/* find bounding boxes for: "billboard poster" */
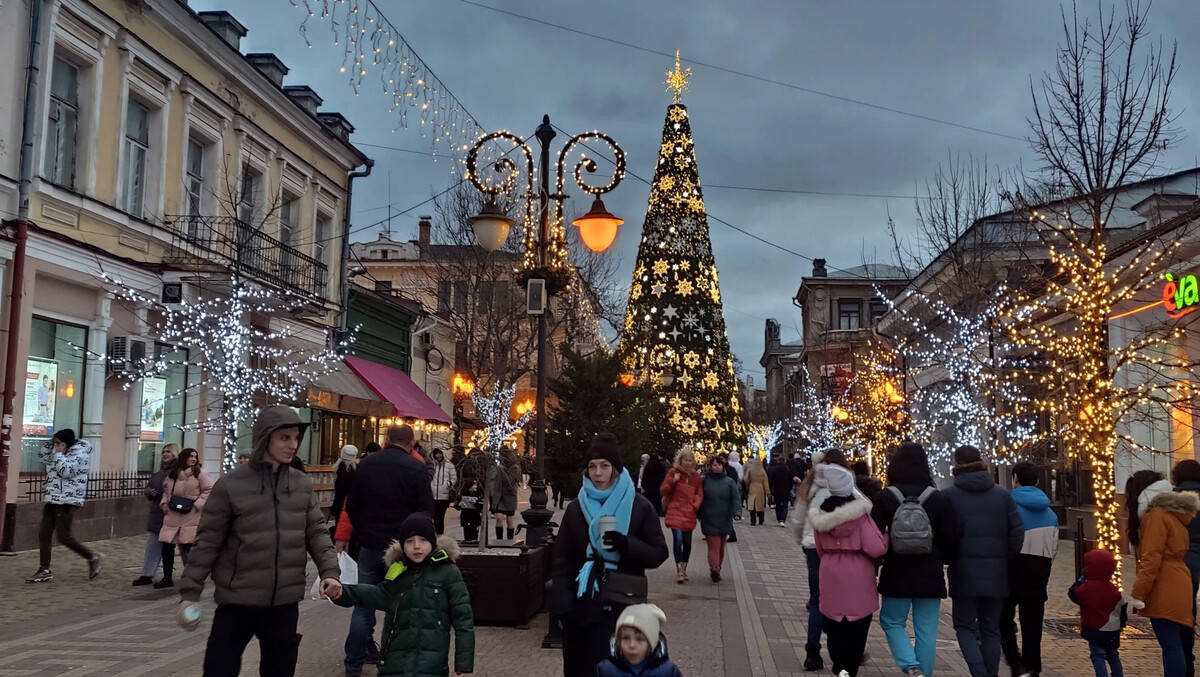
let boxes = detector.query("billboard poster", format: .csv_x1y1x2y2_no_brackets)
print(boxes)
820,362,853,398
23,359,58,436
140,377,167,441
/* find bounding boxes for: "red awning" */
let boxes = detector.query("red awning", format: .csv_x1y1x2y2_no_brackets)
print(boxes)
343,355,452,424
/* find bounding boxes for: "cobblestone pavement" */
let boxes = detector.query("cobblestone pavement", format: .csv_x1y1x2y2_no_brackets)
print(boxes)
0,495,1181,676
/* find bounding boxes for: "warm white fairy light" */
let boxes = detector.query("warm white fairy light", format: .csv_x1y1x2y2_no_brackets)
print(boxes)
746,422,782,459
472,382,535,454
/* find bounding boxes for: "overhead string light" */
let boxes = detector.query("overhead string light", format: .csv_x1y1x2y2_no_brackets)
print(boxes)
289,0,486,160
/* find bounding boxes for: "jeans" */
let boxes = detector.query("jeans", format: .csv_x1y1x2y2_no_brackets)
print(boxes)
1089,641,1124,677
803,547,824,648
432,499,450,534
952,596,1004,676
706,534,728,571
38,503,94,568
140,530,163,577
1151,617,1192,677
775,501,789,523
344,546,386,671
203,602,301,677
879,596,940,676
671,529,693,563
1000,596,1045,675
824,614,872,677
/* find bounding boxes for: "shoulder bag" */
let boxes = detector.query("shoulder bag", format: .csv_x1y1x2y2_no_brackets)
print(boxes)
167,479,195,514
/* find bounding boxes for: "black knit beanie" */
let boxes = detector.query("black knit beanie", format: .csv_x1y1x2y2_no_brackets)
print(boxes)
585,433,623,472
398,513,437,549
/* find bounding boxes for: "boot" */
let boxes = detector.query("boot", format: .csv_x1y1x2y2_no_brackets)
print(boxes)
803,644,824,671
749,512,757,526
495,525,504,541
710,566,721,583
507,527,515,540
676,563,686,584
682,563,688,582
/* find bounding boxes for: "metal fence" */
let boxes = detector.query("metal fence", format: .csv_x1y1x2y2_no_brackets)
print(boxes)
18,471,153,503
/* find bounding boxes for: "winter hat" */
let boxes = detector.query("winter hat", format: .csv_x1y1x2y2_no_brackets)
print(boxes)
51,428,77,448
398,513,437,549
821,463,856,497
585,433,623,472
339,445,359,463
616,603,667,651
810,450,826,466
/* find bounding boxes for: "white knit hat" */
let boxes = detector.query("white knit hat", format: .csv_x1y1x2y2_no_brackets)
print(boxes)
339,445,359,463
616,603,667,650
821,463,856,497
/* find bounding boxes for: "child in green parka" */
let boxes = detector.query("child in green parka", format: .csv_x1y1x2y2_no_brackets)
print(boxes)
331,513,475,676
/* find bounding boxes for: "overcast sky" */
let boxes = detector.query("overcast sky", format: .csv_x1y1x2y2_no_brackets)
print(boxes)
194,0,1200,382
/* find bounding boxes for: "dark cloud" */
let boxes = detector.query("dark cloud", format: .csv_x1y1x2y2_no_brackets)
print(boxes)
194,0,1200,380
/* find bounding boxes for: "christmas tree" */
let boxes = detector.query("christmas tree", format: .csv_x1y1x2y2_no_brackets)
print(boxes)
619,54,744,454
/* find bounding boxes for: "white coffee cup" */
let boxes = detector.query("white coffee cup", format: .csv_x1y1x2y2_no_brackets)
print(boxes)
598,515,617,548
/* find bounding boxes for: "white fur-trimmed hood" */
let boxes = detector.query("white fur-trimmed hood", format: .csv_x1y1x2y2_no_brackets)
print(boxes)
808,493,873,533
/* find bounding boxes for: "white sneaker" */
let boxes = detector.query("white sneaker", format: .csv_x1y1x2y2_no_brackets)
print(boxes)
778,521,786,527
837,671,851,677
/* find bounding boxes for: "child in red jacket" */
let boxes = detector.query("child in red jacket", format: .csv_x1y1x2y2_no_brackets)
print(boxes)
1068,549,1127,677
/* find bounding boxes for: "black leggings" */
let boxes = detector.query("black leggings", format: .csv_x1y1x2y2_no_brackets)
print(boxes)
824,614,872,677
38,503,93,568
161,543,192,578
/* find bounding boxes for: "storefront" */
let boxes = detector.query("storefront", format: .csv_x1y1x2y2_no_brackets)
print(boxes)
20,316,87,471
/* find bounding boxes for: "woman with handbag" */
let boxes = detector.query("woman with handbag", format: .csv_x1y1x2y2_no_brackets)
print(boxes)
659,446,703,584
550,433,669,677
157,447,213,589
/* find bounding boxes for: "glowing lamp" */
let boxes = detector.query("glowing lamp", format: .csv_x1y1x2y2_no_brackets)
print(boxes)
619,372,635,387
468,198,515,252
64,381,74,398
572,197,623,253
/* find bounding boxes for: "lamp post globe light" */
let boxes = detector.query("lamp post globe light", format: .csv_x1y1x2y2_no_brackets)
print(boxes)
465,115,625,547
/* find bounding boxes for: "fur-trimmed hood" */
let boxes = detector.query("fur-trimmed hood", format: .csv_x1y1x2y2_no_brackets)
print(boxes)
1148,489,1200,519
384,534,461,568
808,494,873,534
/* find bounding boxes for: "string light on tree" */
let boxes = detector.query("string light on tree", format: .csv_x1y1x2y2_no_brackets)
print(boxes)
472,382,535,453
746,422,782,460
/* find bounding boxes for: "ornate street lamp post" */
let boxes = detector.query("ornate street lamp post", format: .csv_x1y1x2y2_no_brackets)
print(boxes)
465,115,625,547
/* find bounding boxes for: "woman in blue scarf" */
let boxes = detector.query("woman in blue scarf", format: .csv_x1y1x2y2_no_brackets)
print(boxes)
550,433,670,677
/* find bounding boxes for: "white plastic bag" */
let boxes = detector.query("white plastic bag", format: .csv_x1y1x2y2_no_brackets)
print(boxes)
338,551,359,585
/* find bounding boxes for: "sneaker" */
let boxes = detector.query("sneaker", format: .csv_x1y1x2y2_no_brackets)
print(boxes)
837,671,851,677
87,554,103,580
908,670,926,677
365,637,382,663
132,576,153,586
779,521,786,527
26,567,53,583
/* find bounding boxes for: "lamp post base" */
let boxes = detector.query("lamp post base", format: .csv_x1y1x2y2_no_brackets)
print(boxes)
521,480,553,548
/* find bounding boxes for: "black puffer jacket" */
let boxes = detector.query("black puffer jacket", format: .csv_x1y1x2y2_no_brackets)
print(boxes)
768,460,796,502
942,466,1024,598
347,446,435,550
1175,480,1200,578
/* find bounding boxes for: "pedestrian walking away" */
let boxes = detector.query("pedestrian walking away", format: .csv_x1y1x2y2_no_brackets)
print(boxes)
641,452,668,517
768,449,799,525
659,446,704,584
429,448,458,535
331,444,360,559
27,428,102,584
330,513,475,676
593,603,683,677
339,424,435,676
743,454,770,526
942,445,1024,677
156,447,214,589
871,443,956,677
1069,549,1127,677
1131,485,1200,677
698,455,741,582
133,444,177,587
176,405,342,677
1001,461,1060,677
549,433,669,677
811,462,888,677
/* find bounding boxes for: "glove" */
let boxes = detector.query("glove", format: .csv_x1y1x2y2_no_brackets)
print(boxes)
602,531,629,555
1129,598,1146,610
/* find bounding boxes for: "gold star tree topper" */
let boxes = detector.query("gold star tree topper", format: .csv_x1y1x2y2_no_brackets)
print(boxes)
665,50,691,104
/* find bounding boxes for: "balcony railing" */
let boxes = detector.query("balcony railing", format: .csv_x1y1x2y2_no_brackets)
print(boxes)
164,214,328,299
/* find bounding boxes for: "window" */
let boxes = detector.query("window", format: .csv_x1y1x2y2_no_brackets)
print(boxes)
837,299,861,330
437,280,451,312
279,195,299,246
121,102,150,216
21,318,86,472
314,214,330,266
185,139,204,217
374,280,393,292
238,164,261,225
869,300,888,325
44,57,79,187
380,249,389,260
453,281,468,314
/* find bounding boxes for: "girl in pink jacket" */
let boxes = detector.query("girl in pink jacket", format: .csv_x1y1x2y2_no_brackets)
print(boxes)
809,462,888,677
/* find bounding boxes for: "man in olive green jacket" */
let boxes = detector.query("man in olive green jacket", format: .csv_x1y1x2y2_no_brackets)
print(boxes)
177,405,341,677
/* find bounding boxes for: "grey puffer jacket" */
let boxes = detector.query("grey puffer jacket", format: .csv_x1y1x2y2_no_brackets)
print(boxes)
180,406,338,607
40,440,91,506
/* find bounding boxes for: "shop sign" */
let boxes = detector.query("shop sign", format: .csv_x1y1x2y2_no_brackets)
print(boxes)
1163,272,1200,319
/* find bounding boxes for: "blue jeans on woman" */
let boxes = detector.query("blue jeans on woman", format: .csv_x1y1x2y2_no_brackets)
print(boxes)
1088,641,1123,677
671,529,693,563
879,597,940,676
803,547,824,649
1151,617,1191,677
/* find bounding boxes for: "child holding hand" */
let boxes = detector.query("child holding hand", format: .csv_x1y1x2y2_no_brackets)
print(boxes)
593,603,683,677
331,513,474,676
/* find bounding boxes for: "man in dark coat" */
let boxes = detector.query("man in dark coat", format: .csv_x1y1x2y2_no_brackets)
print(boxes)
341,424,435,676
942,445,1024,677
767,454,798,524
641,453,668,516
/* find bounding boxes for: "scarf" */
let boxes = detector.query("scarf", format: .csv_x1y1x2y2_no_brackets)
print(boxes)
575,468,635,599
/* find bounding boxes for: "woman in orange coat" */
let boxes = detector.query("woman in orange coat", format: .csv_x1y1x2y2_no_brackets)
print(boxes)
659,447,703,584
1131,488,1200,677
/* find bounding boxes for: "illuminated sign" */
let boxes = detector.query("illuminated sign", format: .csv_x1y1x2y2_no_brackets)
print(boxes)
1163,272,1200,319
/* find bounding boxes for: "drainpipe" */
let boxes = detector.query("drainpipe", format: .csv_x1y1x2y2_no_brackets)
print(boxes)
337,159,374,345
0,0,44,551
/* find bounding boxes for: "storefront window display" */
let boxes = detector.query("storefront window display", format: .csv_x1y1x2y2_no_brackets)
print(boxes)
21,318,86,471
135,344,187,471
